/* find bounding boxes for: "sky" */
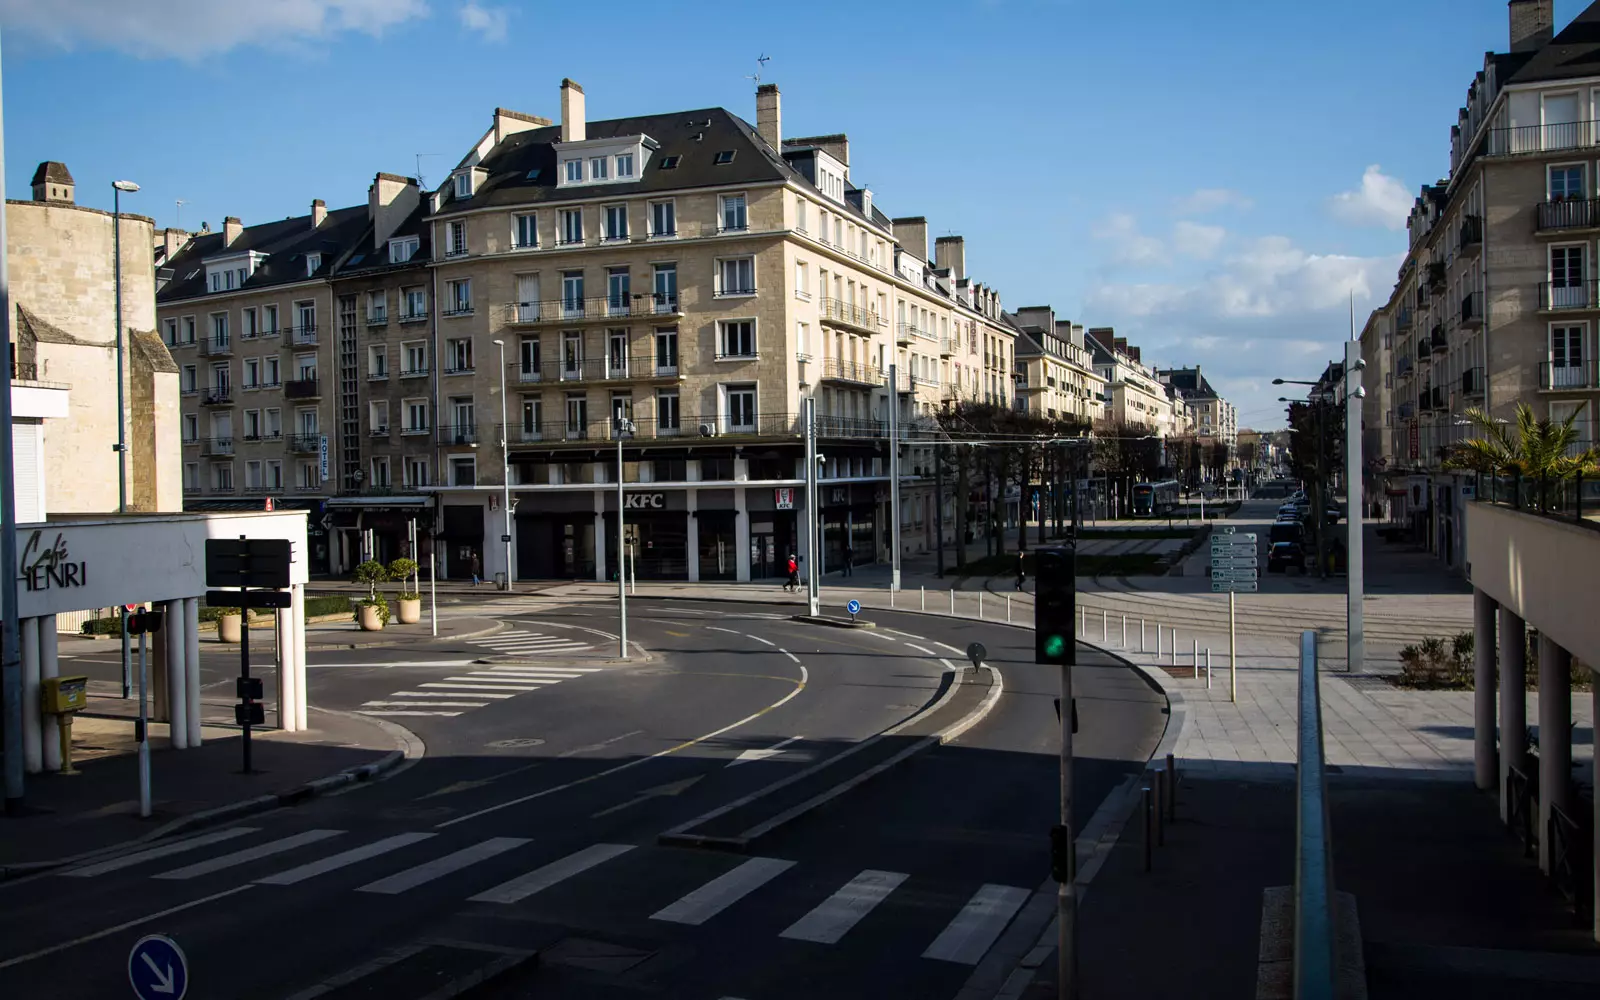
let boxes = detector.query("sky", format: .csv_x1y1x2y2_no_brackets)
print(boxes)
2,0,1591,430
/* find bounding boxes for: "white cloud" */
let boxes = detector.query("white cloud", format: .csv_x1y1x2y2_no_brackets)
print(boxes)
458,1,508,41
1172,221,1225,260
1328,164,1412,231
0,0,429,58
1174,188,1254,215
1091,213,1167,266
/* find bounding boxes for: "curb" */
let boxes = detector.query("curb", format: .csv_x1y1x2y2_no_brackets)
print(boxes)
0,712,424,883
790,614,877,629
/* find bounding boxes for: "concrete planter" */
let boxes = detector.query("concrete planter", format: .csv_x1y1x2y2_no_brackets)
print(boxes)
218,614,243,644
396,598,422,624
357,604,385,631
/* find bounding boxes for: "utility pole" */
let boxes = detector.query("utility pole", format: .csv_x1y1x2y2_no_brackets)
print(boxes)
804,397,820,617
1344,341,1364,673
0,29,23,811
888,363,901,592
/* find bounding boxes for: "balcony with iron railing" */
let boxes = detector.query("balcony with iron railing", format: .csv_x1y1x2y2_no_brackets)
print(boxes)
1538,281,1600,312
939,336,957,358
1539,360,1598,390
1396,354,1414,379
819,297,884,335
398,308,429,325
284,378,321,399
201,385,232,405
369,425,391,438
205,337,233,356
1431,326,1448,353
1488,119,1600,157
239,430,283,444
441,302,475,318
1418,385,1434,412
287,434,320,453
399,366,429,379
502,294,682,325
1416,337,1430,361
507,355,683,386
401,423,430,437
201,437,233,457
1395,307,1414,332
1431,385,1444,410
1460,290,1484,329
1537,197,1600,233
1462,366,1485,397
1459,214,1483,254
288,325,318,346
817,358,882,387
365,308,388,328
1398,401,1415,419
1426,261,1446,294
437,423,478,446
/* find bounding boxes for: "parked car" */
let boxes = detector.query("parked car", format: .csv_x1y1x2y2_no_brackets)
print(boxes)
1266,521,1308,574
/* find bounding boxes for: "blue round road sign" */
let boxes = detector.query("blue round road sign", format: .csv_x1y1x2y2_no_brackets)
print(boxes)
128,934,187,1000
846,600,861,616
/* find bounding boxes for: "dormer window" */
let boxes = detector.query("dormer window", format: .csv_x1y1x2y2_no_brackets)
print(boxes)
590,157,608,181
616,153,635,178
306,253,322,277
453,173,472,200
389,236,419,263
714,150,735,165
659,155,681,170
564,159,583,183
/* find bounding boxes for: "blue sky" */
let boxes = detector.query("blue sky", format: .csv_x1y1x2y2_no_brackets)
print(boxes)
3,0,1589,429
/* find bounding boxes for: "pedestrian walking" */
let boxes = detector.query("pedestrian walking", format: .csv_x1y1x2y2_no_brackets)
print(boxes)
469,551,482,587
842,544,854,577
1015,550,1027,591
785,553,799,593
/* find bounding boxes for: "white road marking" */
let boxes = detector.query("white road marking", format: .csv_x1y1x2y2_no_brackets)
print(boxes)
745,634,776,646
361,700,488,708
153,830,345,881
0,885,255,970
438,678,548,689
61,828,260,878
856,631,898,642
921,884,1031,965
355,710,464,717
933,640,963,655
358,837,530,895
939,658,957,672
726,735,804,768
780,869,908,944
781,649,800,663
903,642,935,656
706,626,742,635
255,833,435,885
438,665,810,829
476,668,585,678
469,843,635,904
465,672,564,683
650,857,796,925
306,659,478,669
391,689,516,699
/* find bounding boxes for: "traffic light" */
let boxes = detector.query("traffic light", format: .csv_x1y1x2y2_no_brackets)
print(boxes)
1033,545,1075,665
126,609,165,635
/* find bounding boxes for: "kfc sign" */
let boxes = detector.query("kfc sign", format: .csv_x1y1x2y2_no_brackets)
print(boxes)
624,493,666,509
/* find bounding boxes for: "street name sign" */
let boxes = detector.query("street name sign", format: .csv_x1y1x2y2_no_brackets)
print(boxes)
1213,581,1259,593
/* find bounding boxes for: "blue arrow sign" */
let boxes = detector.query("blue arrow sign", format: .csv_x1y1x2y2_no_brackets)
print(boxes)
128,934,187,1000
846,600,861,616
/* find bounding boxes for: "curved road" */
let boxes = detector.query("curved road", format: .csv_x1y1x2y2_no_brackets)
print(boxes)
0,599,1165,1000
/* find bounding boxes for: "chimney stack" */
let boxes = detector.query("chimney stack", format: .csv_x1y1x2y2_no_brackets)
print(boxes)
223,216,243,247
560,78,586,143
756,83,781,150
311,199,327,228
891,217,929,261
368,173,420,249
1509,0,1554,53
935,236,966,280
161,227,189,261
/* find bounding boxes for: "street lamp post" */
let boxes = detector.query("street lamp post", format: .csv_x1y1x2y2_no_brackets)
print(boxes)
615,415,635,658
112,180,139,704
888,363,901,592
492,340,513,592
0,36,24,809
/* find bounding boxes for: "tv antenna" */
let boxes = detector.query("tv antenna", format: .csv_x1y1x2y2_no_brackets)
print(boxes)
745,54,770,84
174,199,188,230
414,153,442,191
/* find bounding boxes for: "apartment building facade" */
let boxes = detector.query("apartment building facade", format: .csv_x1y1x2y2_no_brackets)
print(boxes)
1008,306,1108,426
1365,0,1600,568
1086,329,1184,437
160,82,1015,582
1155,367,1238,459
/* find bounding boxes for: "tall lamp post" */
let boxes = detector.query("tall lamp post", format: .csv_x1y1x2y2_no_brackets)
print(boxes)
112,179,139,704
492,339,513,592
614,415,635,658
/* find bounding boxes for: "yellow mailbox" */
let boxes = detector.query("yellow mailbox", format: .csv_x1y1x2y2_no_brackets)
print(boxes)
40,675,88,775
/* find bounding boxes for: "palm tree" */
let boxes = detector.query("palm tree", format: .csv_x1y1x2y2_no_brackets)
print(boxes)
1445,403,1592,512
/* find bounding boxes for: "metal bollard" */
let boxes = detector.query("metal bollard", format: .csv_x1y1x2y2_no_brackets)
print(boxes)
1153,766,1166,846
1122,614,1127,648
1006,594,1011,623
1192,638,1198,675
1080,604,1086,635
921,585,925,612
1156,625,1162,659
1166,752,1178,821
1141,618,1146,653
1170,629,1178,665
978,591,983,620
1102,609,1108,644
950,589,955,615
890,588,896,609
1206,648,1212,689
1143,786,1154,872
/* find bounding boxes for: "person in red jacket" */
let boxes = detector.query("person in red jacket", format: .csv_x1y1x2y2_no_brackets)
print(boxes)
785,554,799,592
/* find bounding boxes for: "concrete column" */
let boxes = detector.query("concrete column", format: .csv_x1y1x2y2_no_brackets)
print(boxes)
1473,588,1498,791
165,600,187,750
39,617,60,771
1498,607,1527,824
686,489,700,583
184,596,202,747
1537,633,1573,874
276,600,296,733
291,584,308,731
734,488,751,583
21,617,41,774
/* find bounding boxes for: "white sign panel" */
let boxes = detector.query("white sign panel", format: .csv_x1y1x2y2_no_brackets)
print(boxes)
319,435,330,482
1211,568,1259,580
1210,533,1256,544
16,511,311,618
1212,581,1259,593
1210,556,1258,569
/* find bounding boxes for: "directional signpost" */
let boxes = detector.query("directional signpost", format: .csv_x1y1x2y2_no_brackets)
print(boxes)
205,536,292,773
1210,530,1258,703
847,599,861,624
128,934,187,1000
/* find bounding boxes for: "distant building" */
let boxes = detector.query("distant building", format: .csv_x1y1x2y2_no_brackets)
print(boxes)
1006,306,1106,425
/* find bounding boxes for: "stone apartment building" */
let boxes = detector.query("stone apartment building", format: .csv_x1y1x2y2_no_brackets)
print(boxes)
1007,306,1108,426
1085,329,1186,440
159,80,1016,582
1155,366,1238,461
1362,0,1600,568
10,162,181,518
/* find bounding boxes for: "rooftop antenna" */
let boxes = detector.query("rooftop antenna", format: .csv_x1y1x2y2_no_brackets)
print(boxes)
174,199,187,230
414,153,442,191
745,54,770,85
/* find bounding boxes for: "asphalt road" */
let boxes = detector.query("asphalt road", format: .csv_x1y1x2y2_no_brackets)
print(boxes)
0,598,1166,1000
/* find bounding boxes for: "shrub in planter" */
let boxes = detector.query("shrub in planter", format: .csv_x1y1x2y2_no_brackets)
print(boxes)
354,593,391,630
387,557,422,623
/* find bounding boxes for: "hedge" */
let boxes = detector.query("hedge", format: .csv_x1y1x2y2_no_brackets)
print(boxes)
81,594,352,636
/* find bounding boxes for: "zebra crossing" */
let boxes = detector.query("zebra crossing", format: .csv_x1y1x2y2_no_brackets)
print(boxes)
58,826,1031,966
354,664,603,719
470,628,594,658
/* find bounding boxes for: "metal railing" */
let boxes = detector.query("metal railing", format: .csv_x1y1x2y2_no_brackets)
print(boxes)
1548,801,1592,923
817,358,882,386
1539,360,1597,390
1462,366,1485,396
507,355,681,384
502,294,681,324
1489,119,1600,156
1429,324,1446,352
365,310,388,327
202,386,232,405
287,434,320,453
819,297,884,333
1538,198,1600,231
1460,214,1483,251
1461,290,1484,327
201,437,233,456
1395,308,1413,332
284,378,321,399
437,423,478,446
205,337,232,356
1396,355,1414,379
1539,281,1600,311
1294,629,1341,999
398,310,429,325
288,325,319,346
500,411,907,446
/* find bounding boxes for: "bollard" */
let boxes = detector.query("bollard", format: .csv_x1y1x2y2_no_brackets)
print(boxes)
1102,609,1108,644
1080,604,1086,636
891,588,896,609
1170,629,1178,665
950,589,955,615
1206,648,1212,689
1153,766,1166,846
1143,786,1154,872
1166,752,1178,821
1156,625,1162,659
1006,594,1011,623
1122,614,1127,648
921,585,925,612
978,591,983,620
1192,638,1198,676
1141,618,1147,653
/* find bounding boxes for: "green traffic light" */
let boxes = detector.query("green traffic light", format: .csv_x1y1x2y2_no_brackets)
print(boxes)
1044,634,1066,658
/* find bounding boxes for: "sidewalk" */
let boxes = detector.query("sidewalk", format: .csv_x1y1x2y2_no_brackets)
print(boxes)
0,708,414,872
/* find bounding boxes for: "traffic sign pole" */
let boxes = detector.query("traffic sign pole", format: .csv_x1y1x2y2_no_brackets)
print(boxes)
1230,591,1237,703
137,617,150,818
